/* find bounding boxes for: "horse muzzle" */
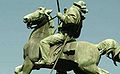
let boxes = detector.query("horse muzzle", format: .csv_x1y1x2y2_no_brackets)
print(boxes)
23,17,29,23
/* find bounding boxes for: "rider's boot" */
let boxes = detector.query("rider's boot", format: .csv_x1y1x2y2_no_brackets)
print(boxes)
35,59,45,65
35,58,54,65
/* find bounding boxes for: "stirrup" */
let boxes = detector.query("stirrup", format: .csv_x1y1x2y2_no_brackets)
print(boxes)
35,59,45,65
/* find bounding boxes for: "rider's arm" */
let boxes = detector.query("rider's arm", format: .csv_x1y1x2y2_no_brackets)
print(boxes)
57,7,81,25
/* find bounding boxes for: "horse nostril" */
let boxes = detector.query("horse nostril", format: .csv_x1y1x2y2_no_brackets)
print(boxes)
23,18,28,23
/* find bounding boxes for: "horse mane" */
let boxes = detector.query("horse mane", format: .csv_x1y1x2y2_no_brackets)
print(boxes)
28,14,54,40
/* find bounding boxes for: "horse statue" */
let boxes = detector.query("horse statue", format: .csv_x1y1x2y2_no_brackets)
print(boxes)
14,7,120,74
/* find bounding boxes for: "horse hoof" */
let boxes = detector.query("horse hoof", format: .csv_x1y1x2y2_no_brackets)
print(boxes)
14,65,22,74
14,71,18,74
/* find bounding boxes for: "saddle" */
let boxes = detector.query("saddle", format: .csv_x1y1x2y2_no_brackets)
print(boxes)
48,40,77,63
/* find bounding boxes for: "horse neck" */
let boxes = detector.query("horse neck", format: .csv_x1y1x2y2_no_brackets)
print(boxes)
29,21,51,41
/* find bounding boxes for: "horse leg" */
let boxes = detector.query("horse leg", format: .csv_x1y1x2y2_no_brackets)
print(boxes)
56,71,67,74
73,66,87,74
22,56,34,74
75,64,109,74
97,67,109,74
86,65,109,74
81,64,100,74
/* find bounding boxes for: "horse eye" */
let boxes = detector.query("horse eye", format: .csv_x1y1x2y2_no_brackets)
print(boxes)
38,7,42,10
84,4,86,6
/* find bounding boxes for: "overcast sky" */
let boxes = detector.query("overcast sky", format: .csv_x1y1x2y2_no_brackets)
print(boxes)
0,0,120,74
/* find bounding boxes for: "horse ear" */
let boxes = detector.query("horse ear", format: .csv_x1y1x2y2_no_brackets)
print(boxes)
45,9,52,15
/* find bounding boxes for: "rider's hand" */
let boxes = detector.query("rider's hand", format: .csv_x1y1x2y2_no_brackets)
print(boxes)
56,12,65,22
57,12,63,18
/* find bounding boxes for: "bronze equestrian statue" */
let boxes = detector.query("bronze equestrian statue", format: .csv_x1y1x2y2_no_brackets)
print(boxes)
14,6,120,74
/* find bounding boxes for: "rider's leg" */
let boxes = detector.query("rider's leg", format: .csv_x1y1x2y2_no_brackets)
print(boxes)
39,33,66,64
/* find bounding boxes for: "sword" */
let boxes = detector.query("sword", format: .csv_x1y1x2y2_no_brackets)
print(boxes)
56,0,60,24
57,0,60,12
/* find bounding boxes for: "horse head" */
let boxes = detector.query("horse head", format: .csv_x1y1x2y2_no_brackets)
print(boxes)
22,7,54,63
23,7,52,29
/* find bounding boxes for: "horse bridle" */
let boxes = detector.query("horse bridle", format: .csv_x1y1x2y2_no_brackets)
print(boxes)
27,13,57,29
27,14,48,29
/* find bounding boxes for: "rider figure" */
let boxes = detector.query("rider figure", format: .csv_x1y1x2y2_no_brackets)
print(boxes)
38,1,88,65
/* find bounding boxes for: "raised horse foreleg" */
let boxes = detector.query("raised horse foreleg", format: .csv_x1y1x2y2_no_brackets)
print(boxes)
14,65,23,74
22,56,34,74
